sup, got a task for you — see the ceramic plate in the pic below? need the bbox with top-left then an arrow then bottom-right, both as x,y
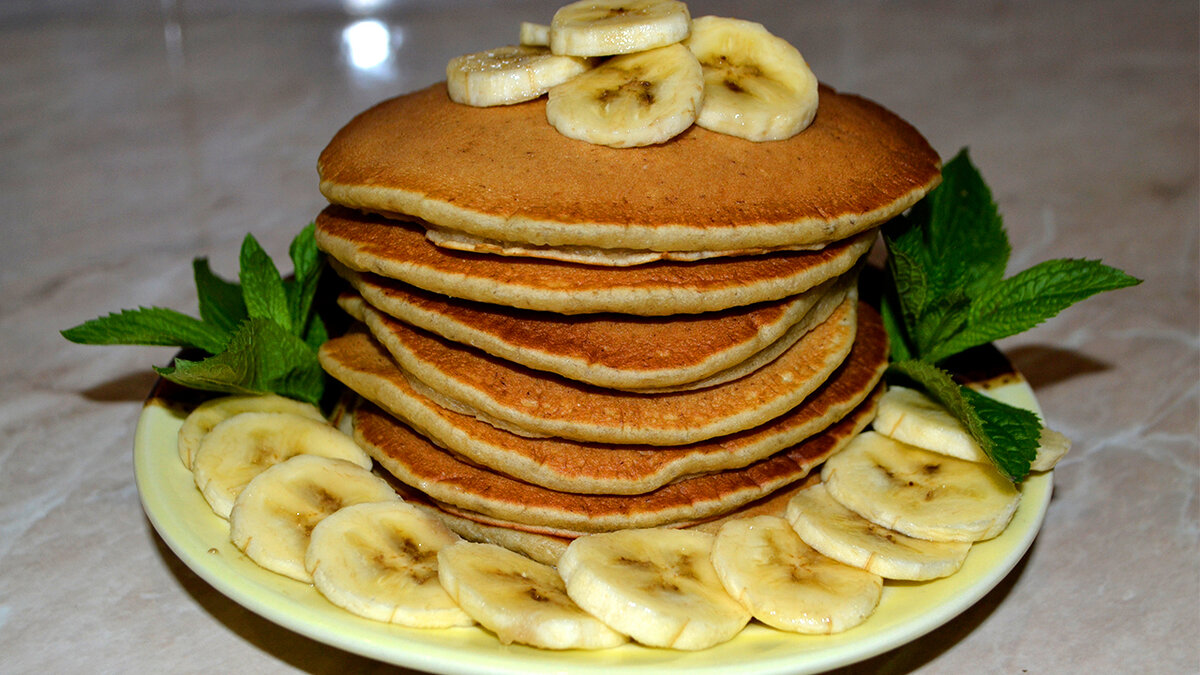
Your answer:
134,367 -> 1051,674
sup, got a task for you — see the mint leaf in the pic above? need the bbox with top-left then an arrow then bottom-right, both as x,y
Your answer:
154,318 -> 323,404
239,234 -> 293,334
193,258 -> 247,335
886,359 -> 1041,481
925,258 -> 1143,362
61,307 -> 229,354
284,223 -> 324,339
878,284 -> 914,362
961,387 -> 1040,481
919,150 -> 1010,300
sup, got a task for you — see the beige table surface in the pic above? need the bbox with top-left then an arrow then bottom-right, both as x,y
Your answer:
3,1 -> 1196,672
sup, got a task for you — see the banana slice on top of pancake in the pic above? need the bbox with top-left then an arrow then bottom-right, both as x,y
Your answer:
558,528 -> 750,650
546,42 -> 703,147
874,385 -> 1071,472
686,15 -> 819,141
446,45 -> 593,107
550,0 -> 691,57
821,431 -> 1021,543
305,501 -> 474,628
711,515 -> 882,634
437,541 -> 626,650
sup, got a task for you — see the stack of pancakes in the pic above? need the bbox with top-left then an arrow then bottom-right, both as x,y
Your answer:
313,83 -> 940,564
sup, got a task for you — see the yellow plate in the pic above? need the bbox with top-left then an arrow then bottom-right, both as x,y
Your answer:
134,375 -> 1051,674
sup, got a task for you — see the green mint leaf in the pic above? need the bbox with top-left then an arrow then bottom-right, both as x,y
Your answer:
925,258 -> 1143,362
239,234 -> 293,334
912,289 -> 971,358
61,307 -> 229,354
284,223 -> 324,339
303,312 -> 329,352
193,258 -> 247,335
961,387 -> 1040,481
882,225 -> 931,332
920,150 -> 1010,299
886,359 -> 1041,481
879,283 -> 914,362
154,318 -> 323,404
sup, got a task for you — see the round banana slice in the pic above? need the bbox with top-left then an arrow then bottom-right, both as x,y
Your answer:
520,21 -> 551,46
305,501 -> 473,628
711,515 -> 882,634
685,15 -> 819,142
436,541 -> 626,650
874,385 -> 1071,472
821,431 -> 1021,543
546,43 -> 703,147
785,483 -> 971,580
229,454 -> 398,582
550,0 -> 691,57
446,45 -> 593,107
191,411 -> 372,519
558,528 -> 750,650
177,394 -> 325,469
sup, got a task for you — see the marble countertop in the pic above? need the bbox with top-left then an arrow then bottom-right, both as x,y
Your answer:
3,1 -> 1196,672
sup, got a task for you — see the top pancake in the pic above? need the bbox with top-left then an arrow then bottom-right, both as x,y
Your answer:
318,83 -> 941,252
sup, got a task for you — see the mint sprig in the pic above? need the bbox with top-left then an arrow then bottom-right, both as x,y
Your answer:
882,150 -> 1141,481
62,224 -> 328,405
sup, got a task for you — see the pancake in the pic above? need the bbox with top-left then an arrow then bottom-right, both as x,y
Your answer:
318,304 -> 887,494
317,83 -> 940,253
341,293 -> 859,445
414,475 -> 825,566
352,388 -> 879,534
332,261 -> 854,390
423,225 -> 828,267
315,205 -> 875,316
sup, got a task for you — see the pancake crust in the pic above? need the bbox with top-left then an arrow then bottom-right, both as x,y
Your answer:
318,83 -> 940,252
316,205 -> 875,315
344,295 -> 859,445
334,262 -> 853,390
318,305 -> 887,494
409,476 -> 823,566
352,388 -> 880,534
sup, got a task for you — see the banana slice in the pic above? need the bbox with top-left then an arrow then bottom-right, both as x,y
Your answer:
305,501 -> 473,628
785,483 -> 971,580
229,454 -> 399,582
520,21 -> 551,46
558,528 -> 750,650
191,411 -> 372,519
436,541 -> 626,650
446,45 -> 593,107
684,15 -> 818,142
874,385 -> 1071,472
821,431 -> 1021,543
550,0 -> 691,57
711,515 -> 882,634
177,394 -> 325,469
546,43 -> 703,147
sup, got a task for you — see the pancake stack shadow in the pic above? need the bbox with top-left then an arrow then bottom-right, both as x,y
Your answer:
312,83 -> 941,564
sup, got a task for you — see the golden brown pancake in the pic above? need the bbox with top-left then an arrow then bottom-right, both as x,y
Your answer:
318,83 -> 940,253
352,388 -> 879,534
332,262 -> 854,390
318,305 -> 887,494
341,295 -> 859,445
406,476 -> 825,566
315,206 -> 875,316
